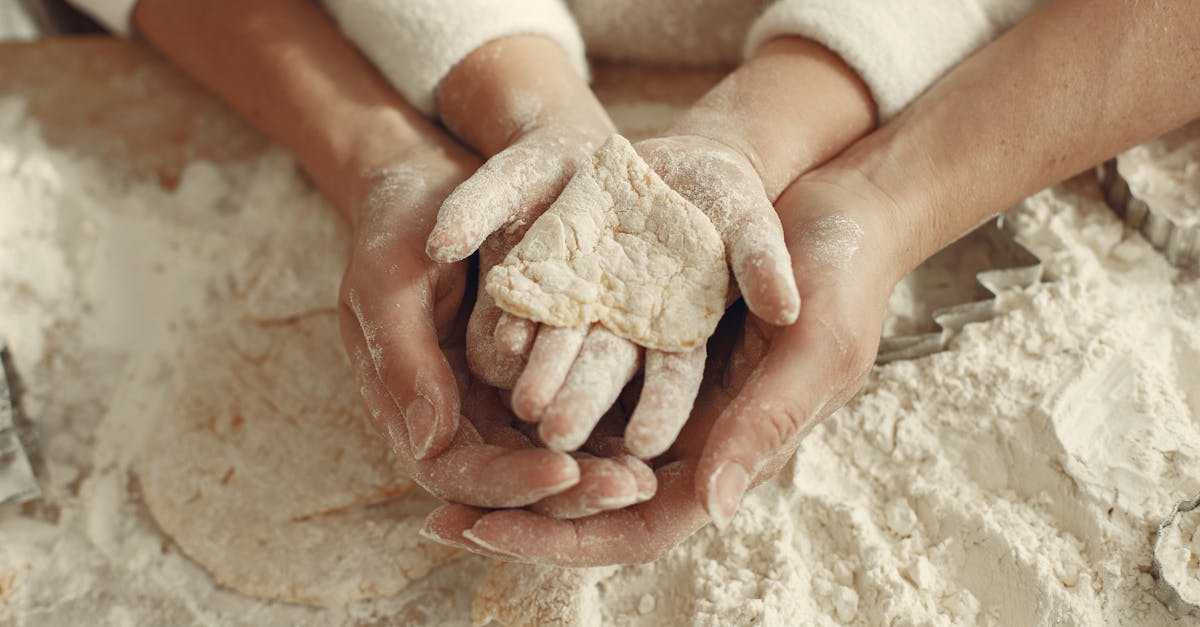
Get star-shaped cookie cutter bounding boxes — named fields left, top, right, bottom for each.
left=1151, top=491, right=1200, bottom=619
left=1097, top=121, right=1200, bottom=272
left=876, top=217, right=1044, bottom=364
left=0, top=343, right=40, bottom=508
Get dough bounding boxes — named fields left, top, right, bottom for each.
left=136, top=312, right=460, bottom=607
left=486, top=135, right=728, bottom=352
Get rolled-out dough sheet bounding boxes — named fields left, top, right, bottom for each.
left=136, top=311, right=460, bottom=607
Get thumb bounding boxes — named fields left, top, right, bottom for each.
left=426, top=141, right=579, bottom=263
left=339, top=284, right=460, bottom=460
left=695, top=302, right=872, bottom=528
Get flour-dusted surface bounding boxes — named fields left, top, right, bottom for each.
left=2, top=91, right=1200, bottom=626
left=486, top=135, right=728, bottom=353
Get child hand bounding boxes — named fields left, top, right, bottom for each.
left=508, top=132, right=799, bottom=457
left=495, top=36, right=878, bottom=457
left=418, top=35, right=615, bottom=391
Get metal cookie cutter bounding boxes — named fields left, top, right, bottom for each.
left=1151, top=492, right=1200, bottom=619
left=0, top=343, right=40, bottom=508
left=1098, top=120, right=1200, bottom=271
left=876, top=217, right=1044, bottom=364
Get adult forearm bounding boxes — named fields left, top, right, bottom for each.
left=836, top=0, right=1200, bottom=273
left=133, top=0, right=455, bottom=227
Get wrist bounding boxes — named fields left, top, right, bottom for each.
left=666, top=36, right=875, bottom=200
left=781, top=162, right=916, bottom=293
left=331, top=111, right=477, bottom=237
left=436, top=35, right=613, bottom=157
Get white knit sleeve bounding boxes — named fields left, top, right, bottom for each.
left=321, top=0, right=588, bottom=116
left=745, top=0, right=1044, bottom=120
left=65, top=0, right=136, bottom=35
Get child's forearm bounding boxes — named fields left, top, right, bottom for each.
left=133, top=0, right=461, bottom=228
left=832, top=0, right=1200, bottom=274
left=665, top=37, right=876, bottom=201
left=436, top=35, right=614, bottom=158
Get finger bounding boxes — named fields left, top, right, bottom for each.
left=513, top=417, right=658, bottom=516
left=579, top=423, right=658, bottom=503
left=345, top=316, right=582, bottom=507
left=537, top=326, right=640, bottom=452
left=494, top=312, right=538, bottom=357
left=460, top=461, right=708, bottom=566
left=624, top=346, right=706, bottom=459
left=695, top=311, right=864, bottom=528
left=510, top=325, right=587, bottom=422
left=529, top=454, right=649, bottom=519
left=726, top=201, right=800, bottom=326
left=340, top=289, right=458, bottom=460
left=465, top=289, right=526, bottom=390
left=645, top=139, right=800, bottom=325
left=419, top=504, right=514, bottom=560
left=426, top=143, right=572, bottom=263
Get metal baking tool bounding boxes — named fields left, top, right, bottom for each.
left=1098, top=121, right=1200, bottom=271
left=0, top=343, right=40, bottom=507
left=1151, top=491, right=1200, bottom=619
left=876, top=217, right=1043, bottom=364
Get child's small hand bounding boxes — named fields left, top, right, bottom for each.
left=420, top=35, right=615, bottom=391
left=505, top=37, right=878, bottom=458
left=510, top=133, right=799, bottom=458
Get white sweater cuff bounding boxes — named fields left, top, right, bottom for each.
left=746, top=0, right=1043, bottom=120
left=322, top=0, right=588, bottom=116
left=65, top=0, right=136, bottom=35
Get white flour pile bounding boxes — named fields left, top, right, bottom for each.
left=1, top=94, right=1199, bottom=626
left=1118, top=118, right=1200, bottom=229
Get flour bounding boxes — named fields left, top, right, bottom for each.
left=2, top=93, right=1200, bottom=627
left=1117, top=117, right=1200, bottom=229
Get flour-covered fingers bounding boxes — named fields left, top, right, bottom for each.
left=725, top=201, right=800, bottom=326
left=339, top=288, right=459, bottom=460
left=624, top=346, right=706, bottom=459
left=640, top=136, right=799, bottom=326
left=465, top=290, right=526, bottom=390
left=457, top=461, right=707, bottom=566
left=426, top=142, right=572, bottom=263
left=537, top=326, right=640, bottom=452
left=494, top=312, right=538, bottom=357
left=511, top=324, right=587, bottom=422
left=530, top=454, right=654, bottom=519
left=346, top=321, right=582, bottom=507
left=418, top=505, right=510, bottom=558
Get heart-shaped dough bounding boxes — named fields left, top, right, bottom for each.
left=486, top=135, right=728, bottom=352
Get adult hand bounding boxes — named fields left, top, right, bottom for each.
left=133, top=0, right=656, bottom=519
left=338, top=142, right=654, bottom=518
left=420, top=167, right=902, bottom=564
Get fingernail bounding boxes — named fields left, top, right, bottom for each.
left=707, top=462, right=749, bottom=529
left=405, top=396, right=438, bottom=459
left=462, top=529, right=524, bottom=559
left=417, top=524, right=461, bottom=548
left=618, top=455, right=658, bottom=501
